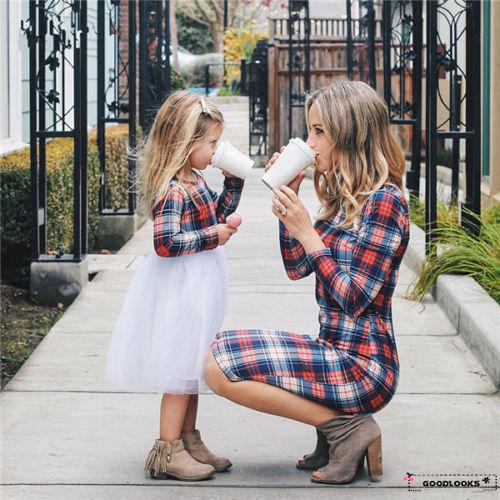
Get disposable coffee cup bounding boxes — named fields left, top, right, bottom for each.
left=261, top=137, right=315, bottom=190
left=211, top=141, right=254, bottom=179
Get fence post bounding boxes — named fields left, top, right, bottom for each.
left=240, top=58, right=247, bottom=96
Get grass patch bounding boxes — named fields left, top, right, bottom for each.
left=408, top=200, right=500, bottom=303
left=1, top=283, right=62, bottom=388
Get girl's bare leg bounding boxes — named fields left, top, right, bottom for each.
left=204, top=352, right=340, bottom=426
left=182, top=395, right=199, bottom=434
left=159, top=394, right=191, bottom=442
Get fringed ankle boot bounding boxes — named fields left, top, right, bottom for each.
left=181, top=430, right=232, bottom=472
left=145, top=438, right=215, bottom=481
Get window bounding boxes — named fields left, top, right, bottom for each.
left=0, top=1, right=24, bottom=155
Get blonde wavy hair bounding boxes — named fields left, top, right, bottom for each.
left=306, top=81, right=405, bottom=228
left=136, top=90, right=223, bottom=215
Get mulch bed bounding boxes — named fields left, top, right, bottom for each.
left=1, top=283, right=62, bottom=388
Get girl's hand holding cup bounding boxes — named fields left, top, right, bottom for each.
left=216, top=223, right=238, bottom=246
left=211, top=141, right=254, bottom=179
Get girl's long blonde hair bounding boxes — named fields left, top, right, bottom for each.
left=306, top=81, right=406, bottom=228
left=136, top=90, right=223, bottom=215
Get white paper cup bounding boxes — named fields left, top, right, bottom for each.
left=261, top=138, right=315, bottom=190
left=211, top=141, right=254, bottom=179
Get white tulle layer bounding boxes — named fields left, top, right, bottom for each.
left=104, top=247, right=226, bottom=394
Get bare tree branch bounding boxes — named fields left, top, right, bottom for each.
left=193, top=0, right=217, bottom=26
left=177, top=1, right=212, bottom=28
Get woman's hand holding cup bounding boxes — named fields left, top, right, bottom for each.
left=262, top=138, right=314, bottom=194
left=271, top=186, right=313, bottom=241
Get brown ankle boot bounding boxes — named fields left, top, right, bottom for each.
left=296, top=429, right=329, bottom=470
left=181, top=430, right=232, bottom=472
left=311, top=414, right=382, bottom=485
left=144, top=438, right=215, bottom=481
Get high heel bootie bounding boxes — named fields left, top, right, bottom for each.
left=296, top=429, right=329, bottom=470
left=311, top=414, right=382, bottom=484
left=145, top=438, right=215, bottom=481
left=181, top=430, right=232, bottom=472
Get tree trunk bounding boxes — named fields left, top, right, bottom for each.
left=170, top=0, right=179, bottom=70
left=213, top=27, right=224, bottom=54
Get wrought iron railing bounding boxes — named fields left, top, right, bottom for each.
left=97, top=0, right=137, bottom=216
left=22, top=0, right=88, bottom=262
left=383, top=0, right=423, bottom=197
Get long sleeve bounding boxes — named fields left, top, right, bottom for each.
left=206, top=176, right=245, bottom=223
left=153, top=187, right=219, bottom=257
left=305, top=190, right=407, bottom=318
left=279, top=221, right=313, bottom=280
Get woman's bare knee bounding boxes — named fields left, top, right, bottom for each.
left=204, top=352, right=227, bottom=394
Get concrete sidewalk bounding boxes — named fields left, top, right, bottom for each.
left=1, top=98, right=499, bottom=499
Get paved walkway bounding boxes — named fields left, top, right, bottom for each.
left=1, top=98, right=499, bottom=499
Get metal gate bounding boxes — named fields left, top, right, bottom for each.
left=346, top=0, right=377, bottom=89
left=97, top=0, right=137, bottom=216
left=425, top=0, right=481, bottom=249
left=248, top=41, right=268, bottom=156
left=139, top=0, right=171, bottom=133
left=287, top=0, right=311, bottom=139
left=383, top=0, right=423, bottom=197
left=23, top=0, right=88, bottom=262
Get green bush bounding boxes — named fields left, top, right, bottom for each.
left=408, top=200, right=500, bottom=303
left=0, top=126, right=130, bottom=287
left=176, top=10, right=214, bottom=55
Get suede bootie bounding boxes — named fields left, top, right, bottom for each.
left=311, top=414, right=382, bottom=484
left=145, top=438, right=215, bottom=481
left=296, top=429, right=329, bottom=470
left=181, top=430, right=232, bottom=472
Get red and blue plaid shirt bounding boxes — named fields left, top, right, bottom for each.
left=280, top=184, right=409, bottom=372
left=153, top=173, right=244, bottom=257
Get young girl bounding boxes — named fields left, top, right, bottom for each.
left=104, top=91, right=244, bottom=481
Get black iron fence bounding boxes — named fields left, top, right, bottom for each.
left=139, top=0, right=171, bottom=134
left=97, top=0, right=137, bottom=216
left=204, top=62, right=240, bottom=96
left=248, top=40, right=269, bottom=156
left=23, top=0, right=88, bottom=262
left=346, top=0, right=376, bottom=88
left=425, top=0, right=481, bottom=249
left=383, top=0, right=423, bottom=198
left=287, top=0, right=311, bottom=139
left=20, top=0, right=484, bottom=266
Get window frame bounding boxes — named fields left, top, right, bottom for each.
left=0, top=1, right=25, bottom=156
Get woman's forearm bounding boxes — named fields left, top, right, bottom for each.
left=299, top=229, right=326, bottom=254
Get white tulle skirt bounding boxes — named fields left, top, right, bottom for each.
left=104, top=247, right=226, bottom=394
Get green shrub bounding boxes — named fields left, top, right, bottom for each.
left=0, top=126, right=130, bottom=287
left=176, top=10, right=214, bottom=55
left=409, top=195, right=458, bottom=230
left=408, top=203, right=500, bottom=303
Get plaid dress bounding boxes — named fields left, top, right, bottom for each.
left=212, top=184, right=410, bottom=413
left=104, top=171, right=244, bottom=394
left=153, top=172, right=245, bottom=256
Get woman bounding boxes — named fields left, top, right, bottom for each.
left=204, top=81, right=410, bottom=484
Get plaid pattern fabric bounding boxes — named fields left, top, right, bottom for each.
left=153, top=173, right=244, bottom=257
left=212, top=185, right=409, bottom=414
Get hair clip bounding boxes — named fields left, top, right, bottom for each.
left=199, top=96, right=210, bottom=116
